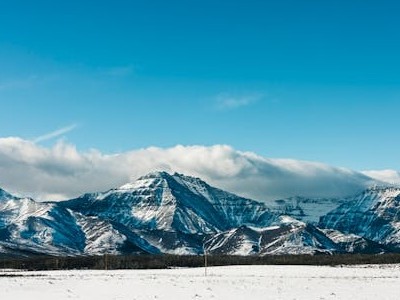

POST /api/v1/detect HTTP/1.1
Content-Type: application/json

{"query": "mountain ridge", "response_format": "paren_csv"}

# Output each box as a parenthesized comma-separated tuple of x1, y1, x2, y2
(0, 172, 399, 257)
(319, 186, 400, 251)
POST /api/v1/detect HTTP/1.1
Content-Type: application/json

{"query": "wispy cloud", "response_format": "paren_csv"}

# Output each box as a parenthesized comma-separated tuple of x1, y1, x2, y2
(215, 93, 263, 110)
(33, 124, 78, 143)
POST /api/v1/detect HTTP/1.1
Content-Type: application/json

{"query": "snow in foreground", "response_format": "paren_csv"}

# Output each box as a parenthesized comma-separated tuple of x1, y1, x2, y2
(1, 264, 399, 300)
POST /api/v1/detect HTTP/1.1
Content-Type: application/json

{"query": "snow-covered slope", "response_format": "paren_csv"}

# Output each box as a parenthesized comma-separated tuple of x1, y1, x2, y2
(204, 217, 338, 255)
(270, 196, 346, 224)
(321, 229, 387, 254)
(59, 172, 286, 255)
(319, 187, 400, 250)
(62, 172, 280, 235)
(1, 174, 399, 256)
(0, 172, 283, 256)
(0, 189, 159, 256)
(0, 195, 85, 255)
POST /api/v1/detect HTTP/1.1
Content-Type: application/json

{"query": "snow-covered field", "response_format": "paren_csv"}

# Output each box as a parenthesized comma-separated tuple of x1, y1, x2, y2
(1, 264, 399, 300)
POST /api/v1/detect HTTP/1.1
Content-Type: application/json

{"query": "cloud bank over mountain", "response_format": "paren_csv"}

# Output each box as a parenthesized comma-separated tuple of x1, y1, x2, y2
(361, 170, 400, 186)
(0, 137, 380, 202)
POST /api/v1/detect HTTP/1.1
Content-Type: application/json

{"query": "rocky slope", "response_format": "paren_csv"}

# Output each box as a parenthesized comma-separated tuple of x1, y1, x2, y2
(0, 175, 398, 256)
(319, 186, 400, 251)
(62, 172, 279, 233)
(269, 196, 347, 224)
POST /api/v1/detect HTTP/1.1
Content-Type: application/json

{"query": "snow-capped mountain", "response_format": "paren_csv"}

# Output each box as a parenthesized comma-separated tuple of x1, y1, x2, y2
(0, 173, 398, 257)
(321, 229, 388, 254)
(319, 186, 400, 250)
(0, 190, 159, 256)
(0, 195, 83, 255)
(61, 172, 280, 234)
(60, 171, 289, 255)
(204, 217, 338, 256)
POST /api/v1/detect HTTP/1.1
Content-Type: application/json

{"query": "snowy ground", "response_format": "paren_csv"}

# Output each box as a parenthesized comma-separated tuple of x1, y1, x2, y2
(1, 264, 399, 300)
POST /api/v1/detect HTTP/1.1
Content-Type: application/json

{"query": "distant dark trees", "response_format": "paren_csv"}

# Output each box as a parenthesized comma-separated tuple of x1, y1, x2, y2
(1, 254, 400, 271)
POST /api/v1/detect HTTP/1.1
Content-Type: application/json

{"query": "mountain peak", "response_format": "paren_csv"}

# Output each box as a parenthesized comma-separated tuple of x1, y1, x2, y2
(172, 172, 203, 182)
(118, 171, 207, 193)
(62, 171, 279, 236)
(138, 171, 172, 180)
(117, 171, 172, 192)
(3, 172, 399, 256)
(137, 171, 203, 182)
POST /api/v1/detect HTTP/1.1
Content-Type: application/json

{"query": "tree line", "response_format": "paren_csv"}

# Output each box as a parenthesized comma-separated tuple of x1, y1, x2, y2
(1, 253, 400, 271)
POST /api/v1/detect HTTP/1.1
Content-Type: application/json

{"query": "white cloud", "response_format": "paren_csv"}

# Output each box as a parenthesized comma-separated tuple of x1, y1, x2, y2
(33, 124, 78, 143)
(0, 138, 377, 202)
(361, 170, 400, 185)
(215, 93, 263, 110)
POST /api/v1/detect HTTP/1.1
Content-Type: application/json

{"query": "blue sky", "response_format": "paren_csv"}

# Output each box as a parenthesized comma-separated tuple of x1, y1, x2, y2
(1, 0, 400, 170)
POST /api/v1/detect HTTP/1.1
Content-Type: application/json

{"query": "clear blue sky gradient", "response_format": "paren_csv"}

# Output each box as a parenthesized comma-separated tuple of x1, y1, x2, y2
(1, 0, 399, 170)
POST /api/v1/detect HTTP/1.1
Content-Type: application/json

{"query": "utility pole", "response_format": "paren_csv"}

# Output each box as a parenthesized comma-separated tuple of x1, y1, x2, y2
(204, 245, 208, 277)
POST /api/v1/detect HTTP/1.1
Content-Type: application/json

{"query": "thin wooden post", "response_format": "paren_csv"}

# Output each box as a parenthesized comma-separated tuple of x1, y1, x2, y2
(204, 245, 207, 277)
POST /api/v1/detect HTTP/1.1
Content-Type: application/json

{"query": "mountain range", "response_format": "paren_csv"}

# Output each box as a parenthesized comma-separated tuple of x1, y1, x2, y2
(0, 171, 399, 257)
